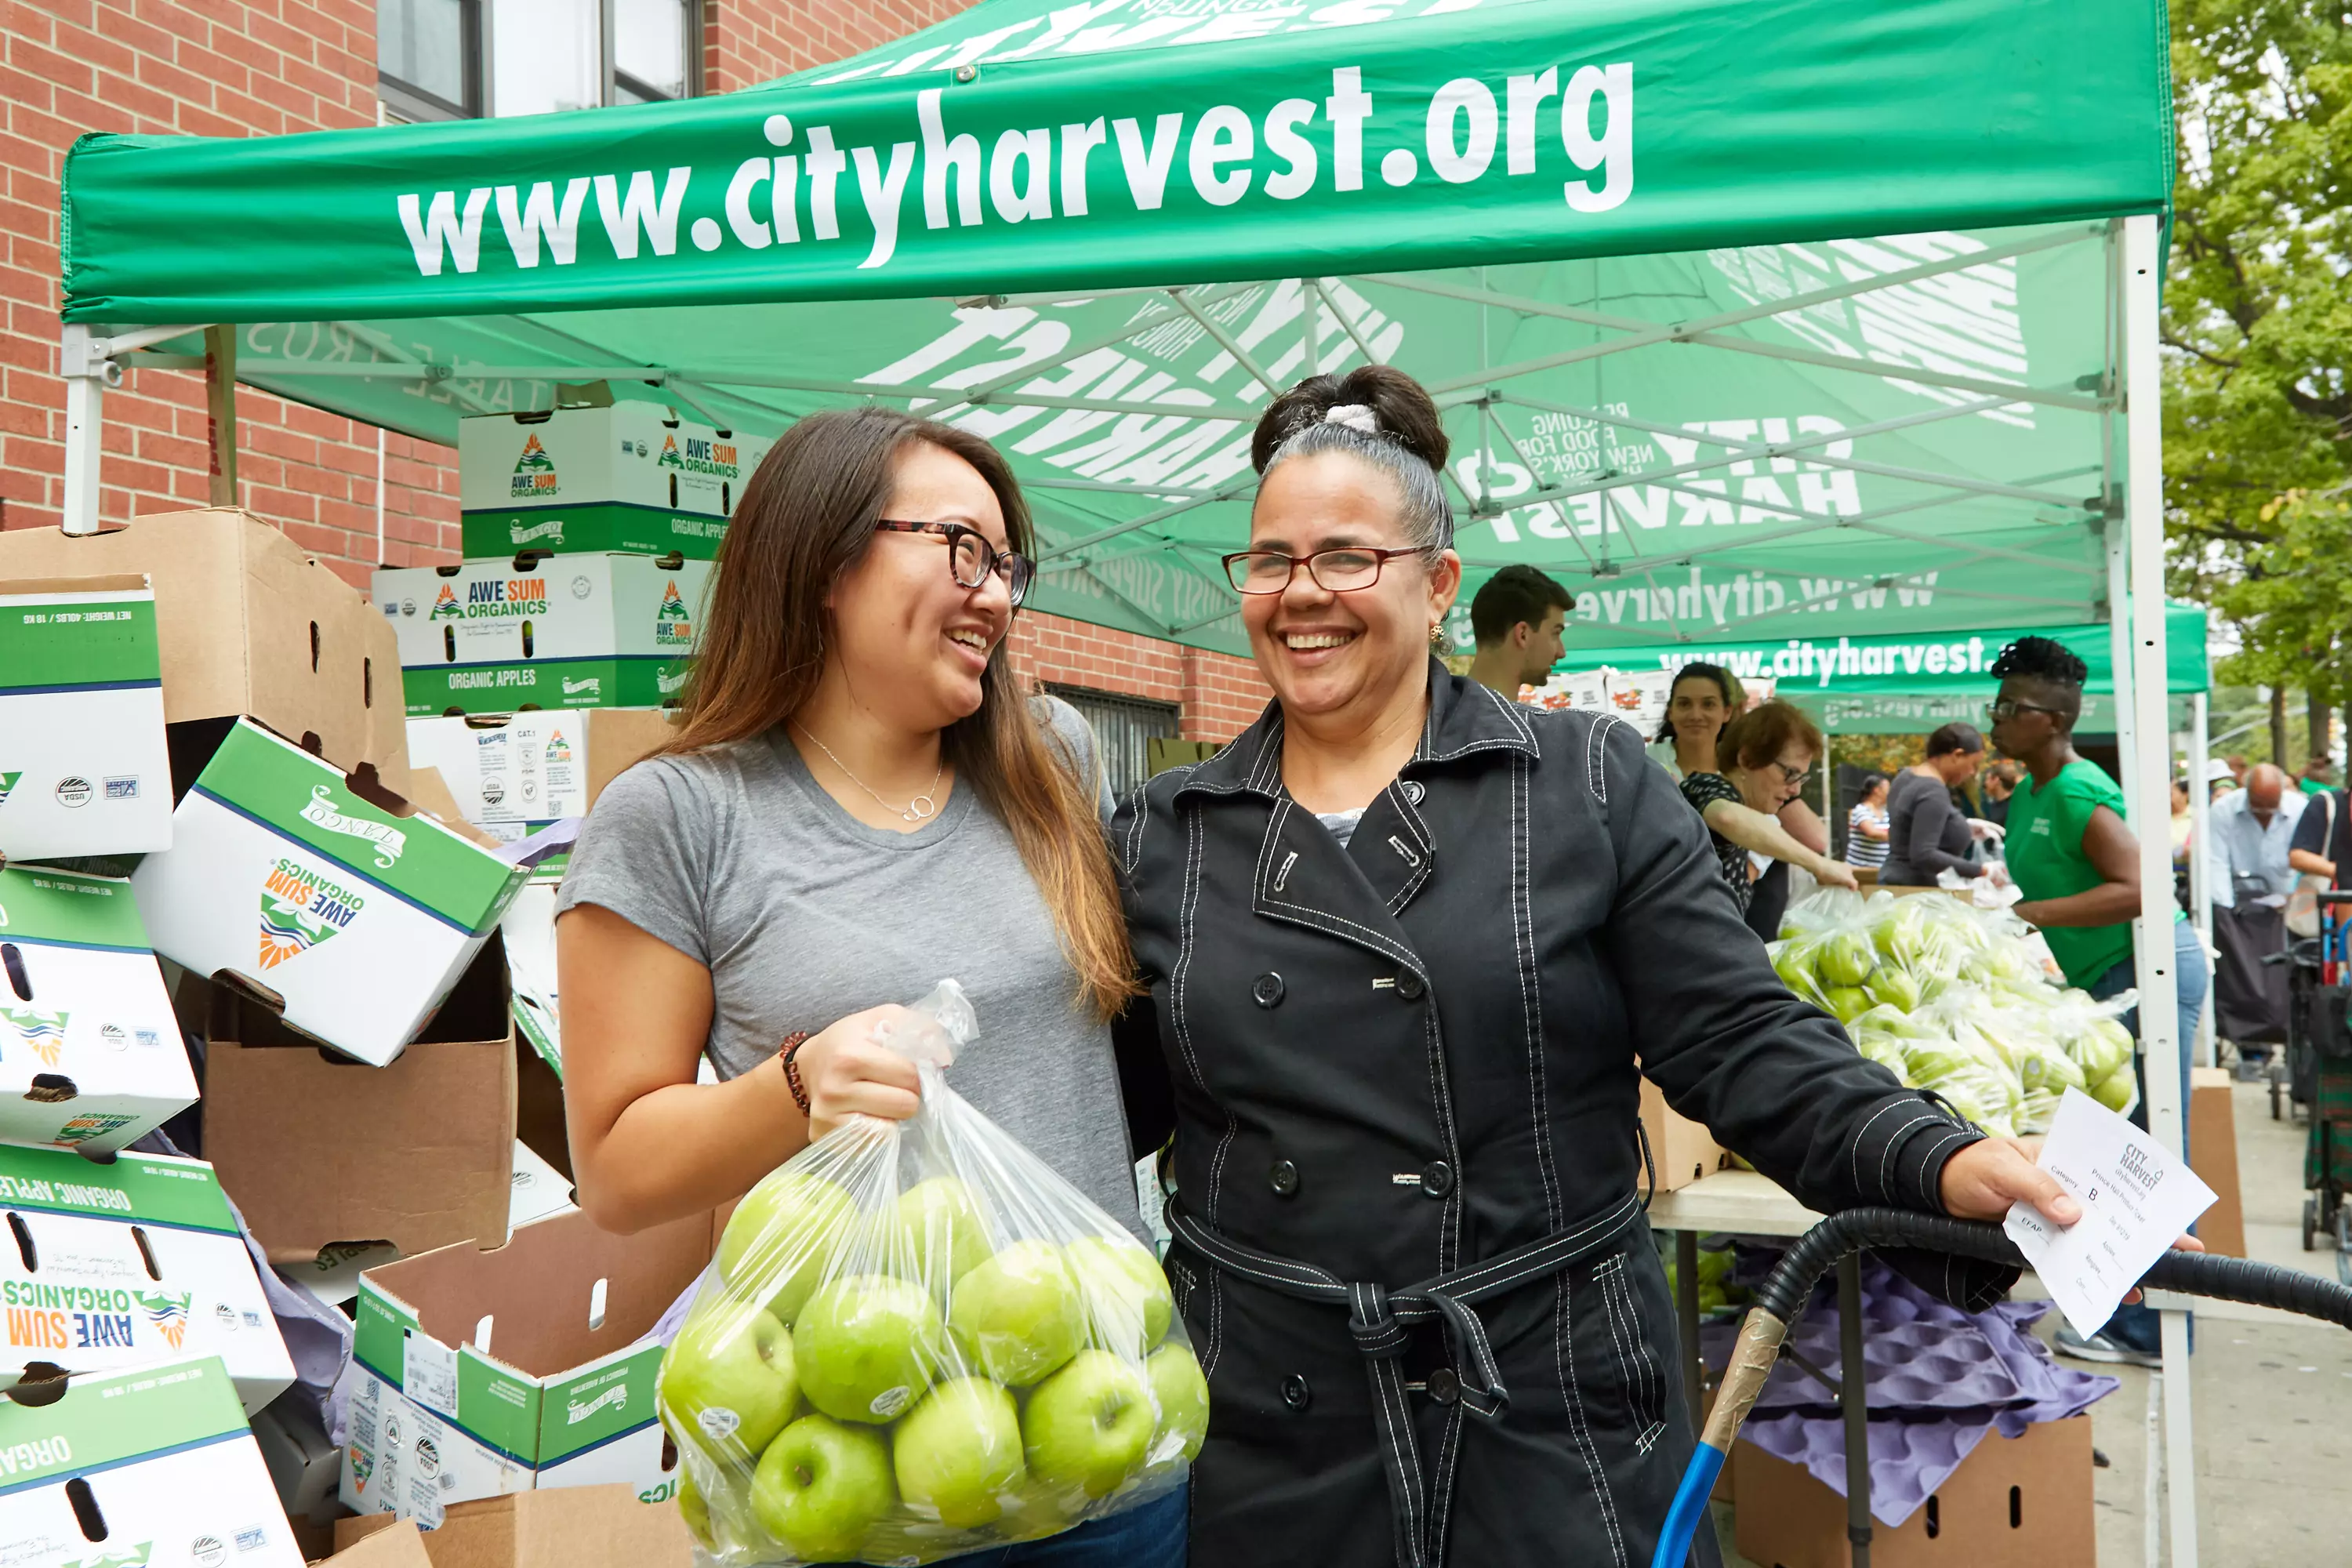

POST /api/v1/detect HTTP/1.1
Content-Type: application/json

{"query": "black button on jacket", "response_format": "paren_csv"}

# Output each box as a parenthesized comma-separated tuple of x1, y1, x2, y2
(1112, 664, 2000, 1568)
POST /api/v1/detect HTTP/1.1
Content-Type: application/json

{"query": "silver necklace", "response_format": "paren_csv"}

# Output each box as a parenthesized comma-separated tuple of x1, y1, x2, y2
(794, 725, 942, 823)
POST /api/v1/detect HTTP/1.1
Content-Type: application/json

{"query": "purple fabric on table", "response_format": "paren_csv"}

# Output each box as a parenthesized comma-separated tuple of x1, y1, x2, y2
(1699, 1258, 2116, 1526)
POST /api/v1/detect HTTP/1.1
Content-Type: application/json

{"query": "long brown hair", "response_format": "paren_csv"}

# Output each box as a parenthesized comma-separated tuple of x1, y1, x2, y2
(662, 406, 1138, 1018)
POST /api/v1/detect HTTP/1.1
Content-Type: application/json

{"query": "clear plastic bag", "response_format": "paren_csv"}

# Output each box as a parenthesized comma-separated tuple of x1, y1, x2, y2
(659, 982, 1202, 1565)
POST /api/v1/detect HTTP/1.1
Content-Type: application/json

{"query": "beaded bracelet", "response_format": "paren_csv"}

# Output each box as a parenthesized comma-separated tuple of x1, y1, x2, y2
(778, 1031, 814, 1116)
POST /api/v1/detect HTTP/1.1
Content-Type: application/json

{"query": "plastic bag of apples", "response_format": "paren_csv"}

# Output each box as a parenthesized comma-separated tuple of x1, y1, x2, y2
(656, 980, 1207, 1564)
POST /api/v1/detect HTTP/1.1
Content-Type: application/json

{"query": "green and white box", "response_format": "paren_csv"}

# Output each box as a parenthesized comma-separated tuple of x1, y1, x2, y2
(459, 405, 766, 560)
(0, 1357, 301, 1568)
(0, 1145, 293, 1414)
(0, 864, 196, 1153)
(340, 1207, 713, 1523)
(371, 555, 710, 717)
(129, 720, 528, 1067)
(0, 577, 172, 863)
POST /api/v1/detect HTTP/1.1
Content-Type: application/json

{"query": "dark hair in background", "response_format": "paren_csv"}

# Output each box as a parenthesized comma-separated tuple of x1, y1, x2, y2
(1719, 699, 1825, 774)
(660, 406, 1137, 1018)
(1470, 564, 1576, 646)
(1653, 661, 1746, 746)
(1858, 771, 1889, 799)
(1989, 635, 2089, 688)
(1925, 722, 1986, 758)
(1250, 365, 1453, 553)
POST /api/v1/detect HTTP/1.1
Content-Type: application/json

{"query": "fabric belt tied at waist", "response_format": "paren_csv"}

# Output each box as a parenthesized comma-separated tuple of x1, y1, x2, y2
(1164, 1190, 1644, 1568)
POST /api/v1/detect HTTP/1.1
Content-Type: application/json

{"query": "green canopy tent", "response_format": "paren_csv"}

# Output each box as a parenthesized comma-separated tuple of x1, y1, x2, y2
(52, 0, 2203, 1551)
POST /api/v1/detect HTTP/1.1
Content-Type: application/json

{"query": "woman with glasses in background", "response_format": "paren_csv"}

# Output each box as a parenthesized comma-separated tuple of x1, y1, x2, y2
(555, 408, 1187, 1564)
(1678, 699, 1858, 938)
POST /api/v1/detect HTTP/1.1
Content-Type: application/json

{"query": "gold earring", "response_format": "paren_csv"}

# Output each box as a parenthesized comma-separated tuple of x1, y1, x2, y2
(1429, 622, 1447, 646)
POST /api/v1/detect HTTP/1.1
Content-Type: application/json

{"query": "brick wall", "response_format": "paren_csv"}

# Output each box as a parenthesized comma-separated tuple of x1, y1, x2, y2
(1007, 613, 1272, 744)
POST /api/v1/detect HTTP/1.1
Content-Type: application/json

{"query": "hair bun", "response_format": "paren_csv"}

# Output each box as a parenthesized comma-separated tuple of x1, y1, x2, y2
(1251, 365, 1450, 475)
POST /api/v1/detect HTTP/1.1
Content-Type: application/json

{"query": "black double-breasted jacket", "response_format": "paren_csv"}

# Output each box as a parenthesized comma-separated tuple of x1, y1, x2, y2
(1112, 664, 1999, 1568)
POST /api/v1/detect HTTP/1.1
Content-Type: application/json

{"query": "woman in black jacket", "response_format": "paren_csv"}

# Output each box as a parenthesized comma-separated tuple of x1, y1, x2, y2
(1879, 722, 1991, 887)
(1111, 367, 2078, 1568)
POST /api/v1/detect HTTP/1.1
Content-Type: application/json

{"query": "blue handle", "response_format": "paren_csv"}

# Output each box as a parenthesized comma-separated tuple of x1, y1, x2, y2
(1649, 1439, 1726, 1568)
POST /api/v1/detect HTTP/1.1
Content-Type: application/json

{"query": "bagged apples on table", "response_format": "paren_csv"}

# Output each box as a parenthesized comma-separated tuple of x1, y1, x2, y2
(660, 981, 1199, 1565)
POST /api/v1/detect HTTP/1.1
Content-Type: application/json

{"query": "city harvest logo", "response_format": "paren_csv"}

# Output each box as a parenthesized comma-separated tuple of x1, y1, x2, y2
(429, 584, 465, 621)
(0, 771, 17, 808)
(507, 517, 565, 544)
(654, 581, 694, 648)
(511, 433, 559, 499)
(258, 858, 365, 970)
(561, 676, 602, 698)
(1, 1007, 67, 1067)
(135, 1290, 192, 1351)
(299, 783, 408, 868)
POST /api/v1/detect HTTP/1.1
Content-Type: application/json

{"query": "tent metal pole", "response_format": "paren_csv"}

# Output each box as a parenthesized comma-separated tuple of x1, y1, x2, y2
(60, 324, 106, 536)
(205, 325, 238, 507)
(2122, 210, 2198, 1568)
(2189, 691, 2214, 1069)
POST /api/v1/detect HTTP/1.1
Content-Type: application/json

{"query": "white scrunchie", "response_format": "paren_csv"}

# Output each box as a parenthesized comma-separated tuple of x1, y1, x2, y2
(1323, 403, 1379, 434)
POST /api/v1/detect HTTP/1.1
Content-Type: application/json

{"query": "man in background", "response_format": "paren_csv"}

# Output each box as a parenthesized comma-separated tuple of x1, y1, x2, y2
(1466, 564, 1575, 700)
(2207, 764, 2306, 1073)
(1980, 758, 2025, 827)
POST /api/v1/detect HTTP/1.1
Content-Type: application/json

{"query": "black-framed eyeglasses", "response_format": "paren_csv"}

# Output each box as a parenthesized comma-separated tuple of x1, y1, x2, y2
(876, 520, 1034, 608)
(1773, 761, 1809, 785)
(1221, 546, 1425, 595)
(1985, 698, 2063, 723)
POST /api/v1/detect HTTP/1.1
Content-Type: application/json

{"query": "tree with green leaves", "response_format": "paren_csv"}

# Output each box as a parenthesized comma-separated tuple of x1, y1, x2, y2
(2163, 0, 2352, 753)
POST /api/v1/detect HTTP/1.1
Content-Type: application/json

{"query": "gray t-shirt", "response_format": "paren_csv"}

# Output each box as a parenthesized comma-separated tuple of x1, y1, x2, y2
(556, 699, 1145, 1241)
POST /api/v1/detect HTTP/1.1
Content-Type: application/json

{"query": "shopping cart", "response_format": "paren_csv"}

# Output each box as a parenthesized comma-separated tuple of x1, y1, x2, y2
(2293, 892, 2352, 1272)
(1650, 1210, 2352, 1568)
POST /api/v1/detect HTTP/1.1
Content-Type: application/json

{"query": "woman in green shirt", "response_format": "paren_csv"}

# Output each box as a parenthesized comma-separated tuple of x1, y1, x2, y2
(1987, 636, 2210, 1366)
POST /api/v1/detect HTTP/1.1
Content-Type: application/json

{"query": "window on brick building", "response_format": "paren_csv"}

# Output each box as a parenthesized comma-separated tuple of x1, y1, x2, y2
(1046, 687, 1181, 804)
(379, 0, 698, 122)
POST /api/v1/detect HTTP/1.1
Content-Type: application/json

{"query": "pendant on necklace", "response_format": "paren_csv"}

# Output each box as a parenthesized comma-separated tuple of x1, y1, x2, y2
(902, 795, 938, 823)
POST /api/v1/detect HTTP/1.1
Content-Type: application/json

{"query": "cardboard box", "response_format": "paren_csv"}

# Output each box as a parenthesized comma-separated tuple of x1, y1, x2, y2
(339, 1208, 715, 1523)
(372, 555, 711, 717)
(133, 719, 528, 1066)
(0, 575, 174, 862)
(332, 1485, 694, 1568)
(0, 863, 197, 1153)
(318, 1518, 434, 1568)
(2189, 1066, 2246, 1258)
(253, 1391, 340, 1522)
(0, 510, 407, 788)
(1639, 1076, 1732, 1194)
(0, 1143, 293, 1412)
(0, 1358, 303, 1567)
(402, 710, 676, 838)
(202, 945, 517, 1262)
(1732, 1414, 2093, 1568)
(459, 402, 765, 561)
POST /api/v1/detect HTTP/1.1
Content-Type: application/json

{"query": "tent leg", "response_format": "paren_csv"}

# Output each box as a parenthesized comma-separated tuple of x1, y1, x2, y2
(2189, 692, 2214, 1068)
(205, 325, 238, 508)
(60, 323, 108, 537)
(2124, 210, 2196, 1568)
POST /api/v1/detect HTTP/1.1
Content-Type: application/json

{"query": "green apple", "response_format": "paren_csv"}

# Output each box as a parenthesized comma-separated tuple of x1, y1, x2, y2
(1066, 1235, 1174, 1356)
(996, 1475, 1081, 1542)
(659, 1301, 799, 1457)
(1821, 985, 1874, 1025)
(1022, 1349, 1156, 1498)
(2089, 1065, 2137, 1114)
(894, 1176, 995, 1287)
(1817, 931, 1878, 988)
(795, 1274, 946, 1423)
(719, 1171, 858, 1325)
(891, 1375, 1025, 1528)
(1863, 966, 1922, 1015)
(1144, 1342, 1209, 1465)
(676, 1465, 713, 1549)
(949, 1240, 1085, 1387)
(750, 1413, 896, 1562)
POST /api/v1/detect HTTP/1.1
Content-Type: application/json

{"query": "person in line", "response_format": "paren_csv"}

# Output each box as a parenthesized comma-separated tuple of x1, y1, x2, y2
(1649, 661, 1834, 859)
(1464, 564, 1573, 700)
(1878, 724, 1992, 887)
(1987, 635, 2211, 1367)
(2223, 753, 2249, 792)
(2288, 766, 2348, 909)
(1681, 700, 1861, 938)
(1980, 758, 2024, 827)
(2204, 757, 2239, 802)
(2206, 764, 2305, 1073)
(1112, 366, 2082, 1568)
(554, 407, 1185, 1565)
(1846, 772, 1892, 873)
(2299, 755, 2336, 797)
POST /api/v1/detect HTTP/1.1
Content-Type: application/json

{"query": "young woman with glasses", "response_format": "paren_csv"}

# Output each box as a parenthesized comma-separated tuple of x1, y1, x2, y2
(1111, 365, 2078, 1568)
(556, 407, 1185, 1564)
